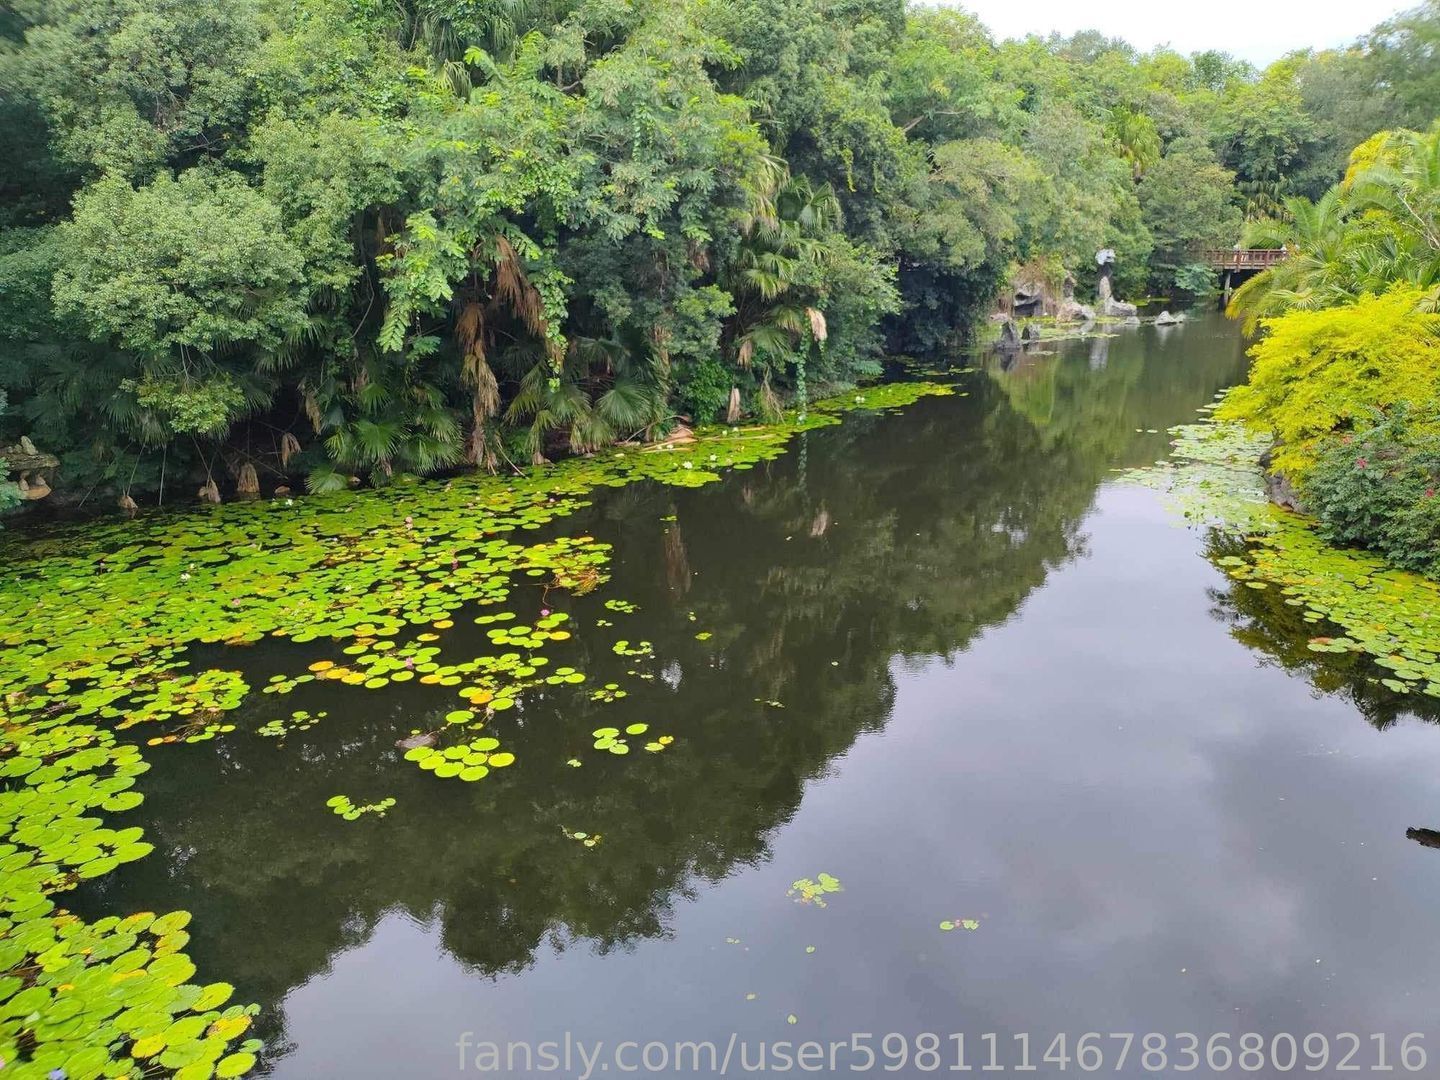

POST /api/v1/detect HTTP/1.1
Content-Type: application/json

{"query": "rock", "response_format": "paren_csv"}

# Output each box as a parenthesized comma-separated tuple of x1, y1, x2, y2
(1155, 310, 1182, 325)
(1265, 470, 1302, 511)
(396, 731, 438, 751)
(118, 493, 138, 516)
(273, 485, 292, 497)
(197, 479, 221, 504)
(17, 474, 51, 501)
(1, 440, 59, 474)
(1259, 448, 1303, 511)
(1058, 300, 1095, 322)
(1020, 323, 1041, 343)
(1123, 315, 1141, 326)
(1012, 283, 1044, 317)
(995, 317, 1020, 350)
(1095, 275, 1139, 317)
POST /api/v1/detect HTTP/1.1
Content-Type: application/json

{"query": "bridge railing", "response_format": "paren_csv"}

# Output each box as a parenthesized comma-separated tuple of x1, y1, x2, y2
(1199, 248, 1288, 271)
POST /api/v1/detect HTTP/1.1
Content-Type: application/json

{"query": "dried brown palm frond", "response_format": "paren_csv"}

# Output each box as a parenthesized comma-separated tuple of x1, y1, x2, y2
(806, 306, 827, 342)
(456, 300, 500, 422)
(492, 236, 547, 339)
(759, 375, 783, 423)
(301, 385, 323, 434)
(279, 432, 302, 469)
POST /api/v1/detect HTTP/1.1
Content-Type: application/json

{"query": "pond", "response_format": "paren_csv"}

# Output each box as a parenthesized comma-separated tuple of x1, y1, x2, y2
(9, 313, 1440, 1078)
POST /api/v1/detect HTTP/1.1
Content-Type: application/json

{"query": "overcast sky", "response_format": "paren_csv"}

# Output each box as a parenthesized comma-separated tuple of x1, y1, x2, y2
(948, 0, 1412, 65)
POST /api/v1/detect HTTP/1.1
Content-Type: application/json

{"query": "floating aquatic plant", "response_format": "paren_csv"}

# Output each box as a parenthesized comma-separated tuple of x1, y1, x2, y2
(404, 734, 513, 781)
(589, 725, 673, 757)
(611, 640, 653, 658)
(788, 873, 842, 907)
(257, 709, 327, 738)
(0, 722, 258, 1076)
(326, 794, 396, 820)
(939, 919, 980, 932)
(1122, 412, 1440, 700)
(0, 381, 954, 1071)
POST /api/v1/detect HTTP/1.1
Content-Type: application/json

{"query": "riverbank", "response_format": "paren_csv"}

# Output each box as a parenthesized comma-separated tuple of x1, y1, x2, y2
(1124, 410, 1440, 701)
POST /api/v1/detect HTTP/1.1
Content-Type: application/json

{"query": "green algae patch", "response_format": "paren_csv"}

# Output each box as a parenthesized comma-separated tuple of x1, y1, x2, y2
(1122, 413, 1440, 699)
(0, 380, 951, 1073)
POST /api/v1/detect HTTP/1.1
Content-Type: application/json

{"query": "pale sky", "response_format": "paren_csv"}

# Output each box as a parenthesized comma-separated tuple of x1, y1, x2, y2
(948, 0, 1413, 65)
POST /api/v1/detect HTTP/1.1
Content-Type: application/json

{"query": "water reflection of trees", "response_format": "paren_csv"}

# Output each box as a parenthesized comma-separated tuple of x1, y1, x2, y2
(1203, 533, 1440, 730)
(81, 326, 1250, 1065)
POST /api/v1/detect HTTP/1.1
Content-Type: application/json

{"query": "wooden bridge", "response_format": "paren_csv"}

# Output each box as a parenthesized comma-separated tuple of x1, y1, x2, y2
(1199, 248, 1288, 271)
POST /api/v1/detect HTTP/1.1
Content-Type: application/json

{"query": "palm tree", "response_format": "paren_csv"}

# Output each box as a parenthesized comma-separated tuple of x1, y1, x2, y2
(399, 0, 555, 64)
(723, 176, 838, 414)
(1105, 108, 1161, 181)
(1228, 126, 1440, 332)
(1345, 126, 1440, 302)
(1226, 187, 1353, 332)
(502, 329, 668, 462)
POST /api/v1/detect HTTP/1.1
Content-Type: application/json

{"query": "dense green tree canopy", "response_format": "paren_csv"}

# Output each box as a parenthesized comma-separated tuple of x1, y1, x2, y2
(0, 0, 1431, 507)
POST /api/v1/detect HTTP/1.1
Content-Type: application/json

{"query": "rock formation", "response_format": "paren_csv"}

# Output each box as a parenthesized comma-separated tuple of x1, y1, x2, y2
(1096, 276, 1138, 318)
(2, 435, 59, 501)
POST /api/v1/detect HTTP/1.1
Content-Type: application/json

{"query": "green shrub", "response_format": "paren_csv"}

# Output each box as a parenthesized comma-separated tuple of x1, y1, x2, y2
(1173, 262, 1219, 300)
(1305, 409, 1440, 574)
(676, 356, 733, 424)
(1217, 288, 1440, 480)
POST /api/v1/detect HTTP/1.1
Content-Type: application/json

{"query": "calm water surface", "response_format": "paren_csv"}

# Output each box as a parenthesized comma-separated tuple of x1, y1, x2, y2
(80, 316, 1440, 1076)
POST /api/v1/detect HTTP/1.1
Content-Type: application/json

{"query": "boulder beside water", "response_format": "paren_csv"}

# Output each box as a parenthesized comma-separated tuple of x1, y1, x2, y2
(1058, 299, 1095, 322)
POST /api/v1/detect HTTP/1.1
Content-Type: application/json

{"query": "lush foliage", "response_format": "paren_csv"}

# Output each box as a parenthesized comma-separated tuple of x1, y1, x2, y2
(1227, 124, 1440, 330)
(0, 391, 19, 513)
(0, 0, 1431, 506)
(1214, 114, 1440, 578)
(1217, 289, 1440, 478)
(1305, 409, 1440, 575)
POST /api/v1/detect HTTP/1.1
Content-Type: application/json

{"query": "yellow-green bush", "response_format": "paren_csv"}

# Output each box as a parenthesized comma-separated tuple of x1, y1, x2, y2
(1217, 288, 1440, 480)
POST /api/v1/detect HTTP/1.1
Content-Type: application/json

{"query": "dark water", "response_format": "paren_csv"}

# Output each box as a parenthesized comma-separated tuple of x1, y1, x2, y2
(84, 316, 1440, 1076)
